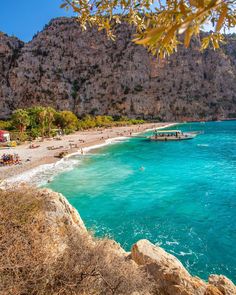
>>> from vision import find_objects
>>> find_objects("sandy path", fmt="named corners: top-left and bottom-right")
top-left (0, 122), bottom-right (176, 181)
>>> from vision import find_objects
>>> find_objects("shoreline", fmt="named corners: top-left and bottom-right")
top-left (0, 122), bottom-right (177, 186)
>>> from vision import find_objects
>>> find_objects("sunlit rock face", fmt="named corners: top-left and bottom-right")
top-left (131, 239), bottom-right (236, 295)
top-left (0, 17), bottom-right (236, 120)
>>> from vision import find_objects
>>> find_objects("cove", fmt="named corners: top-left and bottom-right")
top-left (45, 121), bottom-right (236, 282)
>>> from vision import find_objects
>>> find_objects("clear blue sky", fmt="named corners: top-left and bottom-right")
top-left (0, 0), bottom-right (74, 42)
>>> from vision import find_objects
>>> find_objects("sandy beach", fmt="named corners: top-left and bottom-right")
top-left (0, 122), bottom-right (176, 182)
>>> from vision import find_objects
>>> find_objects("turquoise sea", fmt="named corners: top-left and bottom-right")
top-left (46, 121), bottom-right (236, 282)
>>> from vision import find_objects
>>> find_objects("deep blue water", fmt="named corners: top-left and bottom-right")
top-left (46, 121), bottom-right (236, 282)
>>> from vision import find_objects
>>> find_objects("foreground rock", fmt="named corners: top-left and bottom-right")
top-left (0, 186), bottom-right (235, 294)
top-left (208, 275), bottom-right (236, 295)
top-left (131, 239), bottom-right (236, 295)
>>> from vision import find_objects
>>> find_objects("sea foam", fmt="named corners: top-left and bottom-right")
top-left (1, 136), bottom-right (129, 188)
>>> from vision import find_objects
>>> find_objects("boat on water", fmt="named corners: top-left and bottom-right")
top-left (149, 130), bottom-right (198, 141)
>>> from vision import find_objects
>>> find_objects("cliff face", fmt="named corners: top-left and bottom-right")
top-left (0, 186), bottom-right (235, 295)
top-left (0, 17), bottom-right (236, 120)
top-left (0, 33), bottom-right (24, 117)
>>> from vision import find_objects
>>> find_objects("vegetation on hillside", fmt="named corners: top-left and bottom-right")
top-left (61, 0), bottom-right (236, 57)
top-left (0, 187), bottom-right (156, 295)
top-left (0, 106), bottom-right (145, 142)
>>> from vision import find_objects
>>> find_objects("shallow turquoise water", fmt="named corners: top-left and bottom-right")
top-left (46, 121), bottom-right (236, 282)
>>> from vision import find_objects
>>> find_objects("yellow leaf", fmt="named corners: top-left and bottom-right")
top-left (212, 38), bottom-right (219, 49)
top-left (184, 28), bottom-right (192, 47)
top-left (133, 37), bottom-right (151, 45)
top-left (197, 0), bottom-right (205, 8)
top-left (179, 21), bottom-right (190, 34)
top-left (189, 0), bottom-right (200, 7)
top-left (207, 0), bottom-right (219, 9)
top-left (162, 26), bottom-right (178, 45)
top-left (200, 36), bottom-right (210, 50)
top-left (216, 4), bottom-right (228, 32)
top-left (179, 1), bottom-right (186, 14)
top-left (146, 26), bottom-right (165, 37)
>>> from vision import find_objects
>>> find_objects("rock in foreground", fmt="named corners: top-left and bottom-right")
top-left (131, 239), bottom-right (236, 295)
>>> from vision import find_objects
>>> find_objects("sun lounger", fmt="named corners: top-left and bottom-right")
top-left (29, 144), bottom-right (40, 149)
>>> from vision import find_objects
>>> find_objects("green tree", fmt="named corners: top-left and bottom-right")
top-left (11, 109), bottom-right (30, 135)
top-left (61, 0), bottom-right (236, 57)
top-left (27, 106), bottom-right (45, 129)
top-left (56, 111), bottom-right (79, 132)
top-left (83, 115), bottom-right (96, 128)
top-left (38, 107), bottom-right (56, 137)
top-left (94, 115), bottom-right (111, 126)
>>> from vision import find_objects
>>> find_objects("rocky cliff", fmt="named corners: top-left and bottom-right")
top-left (0, 17), bottom-right (236, 121)
top-left (0, 186), bottom-right (235, 295)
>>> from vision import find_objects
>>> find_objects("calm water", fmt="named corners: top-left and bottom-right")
top-left (46, 121), bottom-right (236, 281)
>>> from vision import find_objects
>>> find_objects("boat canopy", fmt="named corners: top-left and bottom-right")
top-left (155, 130), bottom-right (182, 133)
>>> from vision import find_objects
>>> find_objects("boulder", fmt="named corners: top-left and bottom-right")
top-left (131, 239), bottom-right (235, 295)
top-left (208, 275), bottom-right (236, 295)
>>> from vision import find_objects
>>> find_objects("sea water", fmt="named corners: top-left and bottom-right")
top-left (45, 121), bottom-right (236, 282)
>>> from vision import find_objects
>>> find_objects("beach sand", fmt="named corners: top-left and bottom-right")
top-left (0, 122), bottom-right (176, 182)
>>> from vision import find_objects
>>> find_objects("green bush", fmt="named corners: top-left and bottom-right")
top-left (56, 111), bottom-right (79, 132)
top-left (64, 128), bottom-right (76, 135)
top-left (29, 128), bottom-right (41, 140)
top-left (10, 131), bottom-right (28, 143)
top-left (0, 120), bottom-right (12, 130)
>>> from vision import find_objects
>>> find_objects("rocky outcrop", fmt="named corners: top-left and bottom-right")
top-left (131, 239), bottom-right (236, 295)
top-left (208, 275), bottom-right (236, 295)
top-left (0, 18), bottom-right (236, 121)
top-left (0, 186), bottom-right (153, 294)
top-left (0, 186), bottom-right (235, 294)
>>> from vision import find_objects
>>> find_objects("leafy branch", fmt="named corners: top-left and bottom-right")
top-left (60, 0), bottom-right (236, 57)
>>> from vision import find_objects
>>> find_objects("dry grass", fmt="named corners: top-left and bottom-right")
top-left (0, 187), bottom-right (159, 295)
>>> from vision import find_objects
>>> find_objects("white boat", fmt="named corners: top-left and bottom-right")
top-left (149, 130), bottom-right (197, 141)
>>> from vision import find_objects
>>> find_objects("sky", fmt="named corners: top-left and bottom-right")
top-left (0, 0), bottom-right (74, 42)
top-left (0, 0), bottom-right (235, 42)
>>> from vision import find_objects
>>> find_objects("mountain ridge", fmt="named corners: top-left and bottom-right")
top-left (0, 17), bottom-right (236, 120)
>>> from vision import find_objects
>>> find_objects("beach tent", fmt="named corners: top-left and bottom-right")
top-left (0, 130), bottom-right (10, 142)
